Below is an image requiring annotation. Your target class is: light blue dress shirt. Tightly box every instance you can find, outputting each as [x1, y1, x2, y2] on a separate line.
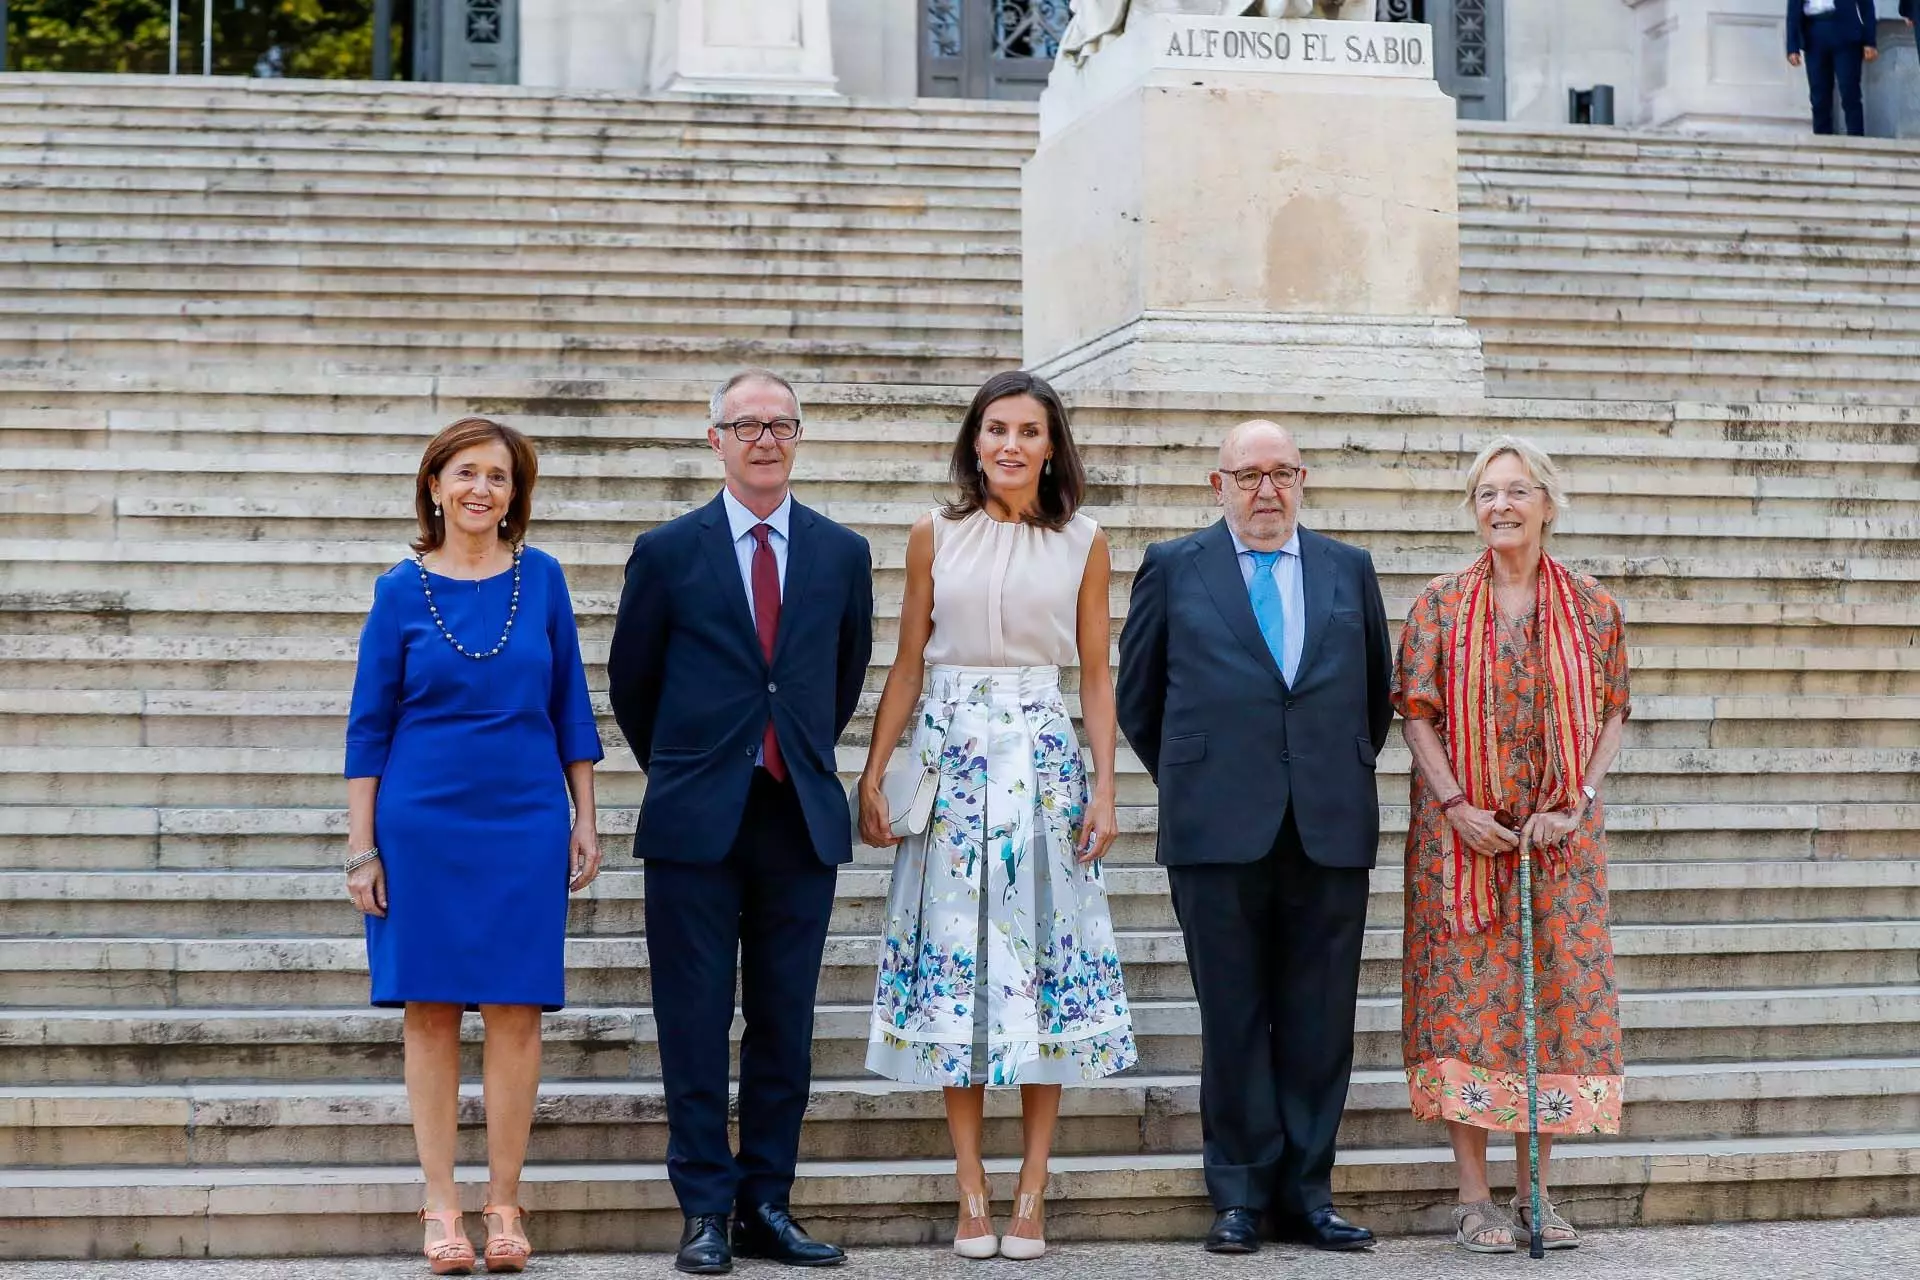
[721, 486, 791, 619]
[1231, 526, 1304, 684]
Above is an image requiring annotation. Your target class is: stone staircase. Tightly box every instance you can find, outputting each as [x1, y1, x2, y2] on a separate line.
[2, 75, 1919, 1257]
[8, 76, 1920, 401]
[3, 366, 1919, 1255]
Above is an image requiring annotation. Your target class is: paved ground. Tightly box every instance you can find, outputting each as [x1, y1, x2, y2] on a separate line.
[9, 1219, 1919, 1280]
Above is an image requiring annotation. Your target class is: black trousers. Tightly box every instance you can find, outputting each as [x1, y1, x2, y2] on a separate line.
[643, 770, 838, 1216]
[1805, 20, 1867, 137]
[1167, 807, 1370, 1216]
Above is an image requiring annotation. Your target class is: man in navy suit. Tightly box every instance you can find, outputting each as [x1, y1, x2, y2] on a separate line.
[609, 368, 873, 1274]
[1788, 0, 1879, 136]
[1118, 420, 1392, 1256]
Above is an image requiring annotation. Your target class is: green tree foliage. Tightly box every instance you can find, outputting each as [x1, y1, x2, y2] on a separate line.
[6, 0, 386, 78]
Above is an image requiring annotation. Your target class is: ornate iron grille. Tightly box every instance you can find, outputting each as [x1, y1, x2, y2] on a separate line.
[466, 0, 502, 45]
[927, 0, 963, 58]
[992, 0, 1071, 60]
[1377, 0, 1422, 19]
[1454, 0, 1487, 77]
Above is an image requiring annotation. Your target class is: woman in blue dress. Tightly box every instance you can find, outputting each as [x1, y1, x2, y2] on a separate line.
[345, 416, 603, 1275]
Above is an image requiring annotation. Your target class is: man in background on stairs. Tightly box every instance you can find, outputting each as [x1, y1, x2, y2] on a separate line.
[1117, 420, 1393, 1255]
[1787, 0, 1879, 137]
[609, 368, 875, 1275]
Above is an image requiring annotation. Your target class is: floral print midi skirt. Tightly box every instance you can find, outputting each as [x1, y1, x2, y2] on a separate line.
[866, 665, 1137, 1087]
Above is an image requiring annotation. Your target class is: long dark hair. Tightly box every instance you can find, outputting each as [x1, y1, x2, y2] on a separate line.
[941, 370, 1085, 532]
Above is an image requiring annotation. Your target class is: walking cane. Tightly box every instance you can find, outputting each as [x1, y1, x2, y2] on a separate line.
[1497, 809, 1547, 1260]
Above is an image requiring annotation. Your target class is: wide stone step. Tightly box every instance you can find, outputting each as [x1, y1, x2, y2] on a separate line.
[5, 1131, 1917, 1257]
[2, 860, 1914, 938]
[10, 368, 1919, 446]
[16, 443, 1920, 513]
[0, 986, 1912, 1082]
[9, 801, 1910, 871]
[6, 735, 1920, 804]
[4, 637, 1913, 703]
[4, 917, 1914, 1009]
[48, 495, 1920, 560]
[8, 686, 1914, 750]
[5, 1057, 1915, 1169]
[8, 536, 1919, 606]
[5, 579, 1912, 654]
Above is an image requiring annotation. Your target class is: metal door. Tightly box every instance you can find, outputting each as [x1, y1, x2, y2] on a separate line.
[920, 0, 1072, 100]
[414, 0, 518, 84]
[1379, 0, 1505, 120]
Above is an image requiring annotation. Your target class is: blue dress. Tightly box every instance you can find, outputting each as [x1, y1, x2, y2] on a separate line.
[345, 545, 603, 1010]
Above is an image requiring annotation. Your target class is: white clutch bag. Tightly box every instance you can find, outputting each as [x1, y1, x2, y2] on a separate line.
[853, 757, 939, 841]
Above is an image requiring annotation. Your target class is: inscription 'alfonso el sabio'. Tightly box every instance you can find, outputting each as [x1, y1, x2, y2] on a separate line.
[1166, 24, 1427, 69]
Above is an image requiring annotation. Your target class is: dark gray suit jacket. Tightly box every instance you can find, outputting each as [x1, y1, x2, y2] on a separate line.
[1117, 520, 1393, 869]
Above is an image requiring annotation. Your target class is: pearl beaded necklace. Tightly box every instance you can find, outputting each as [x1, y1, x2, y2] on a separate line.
[415, 546, 522, 660]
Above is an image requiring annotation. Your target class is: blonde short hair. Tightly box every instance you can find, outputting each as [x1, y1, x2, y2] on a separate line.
[1463, 435, 1567, 528]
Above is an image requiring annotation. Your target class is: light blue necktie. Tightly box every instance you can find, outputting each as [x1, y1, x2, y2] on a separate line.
[1247, 549, 1288, 678]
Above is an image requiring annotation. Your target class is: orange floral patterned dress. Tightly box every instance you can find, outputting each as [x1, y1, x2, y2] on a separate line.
[1393, 567, 1630, 1135]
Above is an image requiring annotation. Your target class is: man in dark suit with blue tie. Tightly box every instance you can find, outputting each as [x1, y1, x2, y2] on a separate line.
[1788, 0, 1879, 136]
[609, 368, 873, 1274]
[1118, 420, 1392, 1256]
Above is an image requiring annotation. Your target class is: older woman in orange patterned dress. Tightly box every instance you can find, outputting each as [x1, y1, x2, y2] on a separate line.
[1393, 436, 1630, 1255]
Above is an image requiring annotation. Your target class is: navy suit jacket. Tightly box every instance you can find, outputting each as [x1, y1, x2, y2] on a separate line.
[608, 492, 874, 866]
[1117, 520, 1393, 870]
[1789, 0, 1878, 54]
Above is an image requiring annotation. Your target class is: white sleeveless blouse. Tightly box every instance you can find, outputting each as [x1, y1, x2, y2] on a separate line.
[924, 508, 1098, 668]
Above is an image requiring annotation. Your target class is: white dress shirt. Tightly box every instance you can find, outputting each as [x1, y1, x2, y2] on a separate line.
[721, 486, 791, 624]
[1230, 525, 1304, 685]
[1804, 0, 1837, 15]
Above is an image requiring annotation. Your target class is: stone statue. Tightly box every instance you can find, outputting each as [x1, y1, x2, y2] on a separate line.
[1063, 0, 1376, 64]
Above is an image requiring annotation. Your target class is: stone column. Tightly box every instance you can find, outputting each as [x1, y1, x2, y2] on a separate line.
[652, 0, 840, 96]
[1024, 13, 1483, 397]
[1865, 17, 1920, 138]
[1624, 0, 1806, 133]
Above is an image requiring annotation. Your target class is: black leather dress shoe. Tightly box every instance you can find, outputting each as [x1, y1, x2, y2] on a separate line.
[675, 1214, 733, 1274]
[731, 1203, 846, 1267]
[1273, 1205, 1375, 1251]
[1205, 1207, 1262, 1254]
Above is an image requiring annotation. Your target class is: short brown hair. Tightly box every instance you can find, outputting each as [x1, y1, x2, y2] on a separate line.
[942, 370, 1085, 532]
[412, 417, 539, 554]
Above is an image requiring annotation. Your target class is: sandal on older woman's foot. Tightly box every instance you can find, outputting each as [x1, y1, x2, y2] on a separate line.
[1512, 1195, 1579, 1250]
[481, 1204, 533, 1273]
[998, 1190, 1047, 1261]
[420, 1208, 477, 1276]
[1452, 1200, 1517, 1254]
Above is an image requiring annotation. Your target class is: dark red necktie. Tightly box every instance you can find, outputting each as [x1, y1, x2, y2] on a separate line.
[750, 523, 786, 781]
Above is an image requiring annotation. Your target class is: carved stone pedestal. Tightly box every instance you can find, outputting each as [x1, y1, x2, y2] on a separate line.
[652, 0, 839, 96]
[1024, 13, 1484, 397]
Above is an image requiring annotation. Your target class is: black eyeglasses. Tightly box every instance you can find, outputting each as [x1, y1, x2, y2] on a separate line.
[1225, 465, 1304, 491]
[720, 417, 801, 442]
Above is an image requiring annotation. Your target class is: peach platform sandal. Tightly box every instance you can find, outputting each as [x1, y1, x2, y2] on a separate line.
[419, 1207, 477, 1276]
[481, 1204, 533, 1273]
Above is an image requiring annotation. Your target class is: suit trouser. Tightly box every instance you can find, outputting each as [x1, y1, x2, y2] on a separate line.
[1167, 807, 1371, 1216]
[643, 769, 838, 1215]
[1805, 21, 1867, 136]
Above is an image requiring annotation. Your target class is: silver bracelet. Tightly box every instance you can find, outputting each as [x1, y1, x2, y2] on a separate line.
[344, 847, 381, 873]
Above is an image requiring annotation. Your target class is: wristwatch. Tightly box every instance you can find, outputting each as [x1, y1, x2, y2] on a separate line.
[1576, 784, 1597, 818]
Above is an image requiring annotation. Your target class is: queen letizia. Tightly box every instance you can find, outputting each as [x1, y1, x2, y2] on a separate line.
[857, 370, 1136, 1262]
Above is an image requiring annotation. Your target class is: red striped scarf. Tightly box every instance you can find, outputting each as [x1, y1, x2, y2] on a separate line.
[1441, 551, 1602, 936]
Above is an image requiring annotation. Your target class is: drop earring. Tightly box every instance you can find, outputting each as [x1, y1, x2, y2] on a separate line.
[1044, 458, 1053, 476]
[977, 457, 985, 472]
[433, 503, 442, 518]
